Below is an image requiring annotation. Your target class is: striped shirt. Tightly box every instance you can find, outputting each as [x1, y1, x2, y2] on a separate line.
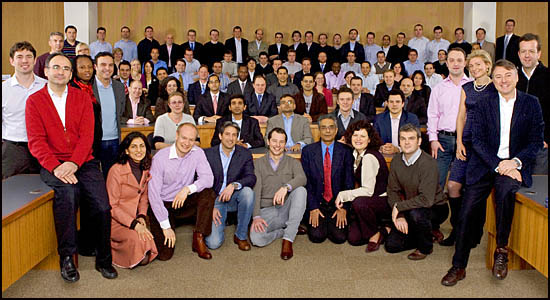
[62, 39, 80, 60]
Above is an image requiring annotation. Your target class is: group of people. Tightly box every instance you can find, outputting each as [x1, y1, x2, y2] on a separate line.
[2, 18, 547, 288]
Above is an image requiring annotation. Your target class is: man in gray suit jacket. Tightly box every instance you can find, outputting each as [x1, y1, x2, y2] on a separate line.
[476, 28, 496, 63]
[248, 29, 269, 63]
[265, 94, 313, 151]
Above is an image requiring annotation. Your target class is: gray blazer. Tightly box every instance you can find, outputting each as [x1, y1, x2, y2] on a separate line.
[248, 40, 269, 63]
[265, 113, 313, 146]
[481, 41, 496, 64]
[92, 79, 126, 140]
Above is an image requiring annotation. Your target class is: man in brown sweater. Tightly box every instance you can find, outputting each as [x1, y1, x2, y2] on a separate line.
[249, 128, 307, 260]
[385, 123, 449, 260]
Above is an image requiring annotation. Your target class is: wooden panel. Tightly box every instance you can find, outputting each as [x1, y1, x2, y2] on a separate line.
[496, 2, 548, 65]
[1, 2, 64, 75]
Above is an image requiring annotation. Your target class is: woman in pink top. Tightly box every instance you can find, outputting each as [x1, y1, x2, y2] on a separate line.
[314, 71, 334, 110]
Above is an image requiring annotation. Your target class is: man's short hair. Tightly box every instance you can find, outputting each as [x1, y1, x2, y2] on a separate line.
[383, 69, 396, 76]
[210, 29, 219, 35]
[302, 74, 315, 81]
[144, 26, 153, 32]
[387, 89, 405, 103]
[376, 51, 385, 57]
[337, 86, 353, 97]
[493, 59, 518, 73]
[119, 60, 131, 69]
[9, 41, 36, 59]
[304, 31, 313, 37]
[188, 29, 197, 35]
[438, 49, 448, 55]
[45, 52, 69, 68]
[408, 49, 418, 55]
[287, 49, 297, 55]
[50, 31, 64, 39]
[367, 32, 375, 38]
[398, 123, 421, 140]
[254, 28, 263, 34]
[233, 25, 242, 32]
[505, 19, 516, 26]
[267, 127, 287, 142]
[212, 61, 222, 67]
[414, 23, 423, 29]
[280, 94, 295, 103]
[433, 25, 443, 32]
[397, 32, 406, 38]
[344, 71, 356, 78]
[157, 67, 168, 74]
[455, 27, 465, 35]
[476, 27, 486, 35]
[448, 47, 466, 59]
[224, 49, 233, 56]
[292, 30, 301, 37]
[97, 27, 106, 33]
[220, 121, 241, 135]
[120, 26, 130, 32]
[424, 62, 434, 68]
[350, 76, 363, 84]
[301, 57, 311, 64]
[361, 61, 372, 67]
[176, 58, 186, 65]
[275, 32, 283, 38]
[208, 73, 220, 82]
[382, 34, 391, 40]
[519, 33, 542, 51]
[349, 28, 358, 35]
[229, 94, 245, 103]
[253, 74, 266, 84]
[259, 51, 268, 58]
[65, 25, 77, 33]
[176, 122, 198, 138]
[94, 52, 114, 62]
[277, 66, 288, 74]
[318, 114, 338, 125]
[318, 33, 328, 39]
[150, 47, 159, 53]
[246, 57, 256, 64]
[334, 33, 341, 38]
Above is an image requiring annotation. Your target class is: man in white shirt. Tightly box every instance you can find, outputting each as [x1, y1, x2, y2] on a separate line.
[114, 26, 138, 62]
[381, 35, 391, 57]
[364, 32, 382, 67]
[358, 61, 379, 96]
[426, 26, 451, 64]
[89, 27, 113, 59]
[183, 48, 201, 81]
[408, 24, 430, 63]
[341, 51, 361, 75]
[2, 41, 47, 178]
[282, 49, 302, 78]
[424, 62, 443, 89]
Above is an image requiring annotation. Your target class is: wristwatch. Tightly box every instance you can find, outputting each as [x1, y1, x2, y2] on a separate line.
[231, 182, 239, 189]
[512, 157, 522, 169]
[284, 184, 291, 192]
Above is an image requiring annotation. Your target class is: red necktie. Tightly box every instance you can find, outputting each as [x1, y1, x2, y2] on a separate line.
[323, 150, 332, 202]
[124, 81, 128, 95]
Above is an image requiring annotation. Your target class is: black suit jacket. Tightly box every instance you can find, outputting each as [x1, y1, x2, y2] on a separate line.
[300, 42, 321, 64]
[318, 45, 337, 66]
[374, 82, 400, 107]
[187, 80, 209, 105]
[256, 64, 274, 76]
[193, 92, 230, 122]
[292, 70, 312, 89]
[339, 42, 365, 63]
[204, 145, 256, 196]
[495, 34, 521, 67]
[159, 43, 181, 73]
[468, 90, 544, 187]
[405, 93, 427, 125]
[268, 43, 289, 61]
[210, 114, 265, 148]
[311, 62, 331, 74]
[374, 110, 420, 144]
[244, 91, 278, 117]
[224, 37, 249, 64]
[227, 79, 253, 96]
[301, 141, 355, 210]
[181, 41, 203, 63]
[120, 95, 154, 124]
[358, 93, 376, 123]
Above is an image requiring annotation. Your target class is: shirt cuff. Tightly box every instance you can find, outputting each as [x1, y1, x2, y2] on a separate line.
[298, 142, 306, 150]
[285, 184, 293, 192]
[127, 119, 135, 124]
[144, 118, 150, 125]
[233, 182, 242, 190]
[245, 143, 251, 148]
[198, 116, 205, 125]
[160, 219, 171, 230]
[187, 184, 198, 194]
[513, 157, 522, 170]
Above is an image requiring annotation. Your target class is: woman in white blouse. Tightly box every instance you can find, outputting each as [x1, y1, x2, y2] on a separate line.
[152, 92, 195, 150]
[335, 120, 391, 252]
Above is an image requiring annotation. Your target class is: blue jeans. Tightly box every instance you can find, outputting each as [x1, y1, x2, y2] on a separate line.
[205, 187, 254, 249]
[99, 139, 119, 179]
[435, 134, 457, 188]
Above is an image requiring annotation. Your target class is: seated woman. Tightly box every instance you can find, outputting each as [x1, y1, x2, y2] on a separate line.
[340, 70, 356, 89]
[314, 71, 334, 110]
[121, 80, 154, 125]
[392, 62, 407, 84]
[411, 70, 432, 106]
[112, 47, 124, 79]
[153, 91, 196, 150]
[75, 42, 90, 56]
[141, 60, 159, 104]
[106, 132, 158, 268]
[154, 76, 191, 119]
[335, 120, 390, 252]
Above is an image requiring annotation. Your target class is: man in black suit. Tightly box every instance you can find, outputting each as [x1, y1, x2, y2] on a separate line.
[301, 114, 355, 244]
[181, 29, 203, 64]
[386, 32, 411, 66]
[268, 32, 289, 62]
[293, 57, 313, 89]
[159, 33, 180, 74]
[137, 26, 161, 65]
[204, 121, 256, 251]
[400, 78, 427, 124]
[211, 94, 264, 149]
[227, 65, 254, 96]
[244, 75, 278, 124]
[374, 69, 400, 107]
[339, 29, 365, 64]
[330, 87, 368, 141]
[349, 76, 376, 123]
[311, 51, 331, 74]
[202, 29, 226, 71]
[224, 25, 248, 65]
[441, 59, 544, 286]
[187, 64, 210, 105]
[495, 19, 521, 67]
[301, 31, 321, 65]
[193, 74, 230, 124]
[318, 33, 336, 67]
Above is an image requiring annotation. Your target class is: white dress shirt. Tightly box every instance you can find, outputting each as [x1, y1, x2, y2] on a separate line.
[426, 38, 451, 63]
[47, 85, 69, 129]
[497, 91, 516, 159]
[235, 38, 243, 63]
[408, 36, 430, 63]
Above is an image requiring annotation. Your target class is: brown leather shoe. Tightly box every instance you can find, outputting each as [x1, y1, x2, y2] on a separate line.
[492, 247, 509, 280]
[297, 225, 307, 235]
[233, 235, 251, 251]
[280, 239, 293, 260]
[192, 231, 212, 260]
[407, 248, 433, 260]
[441, 266, 466, 286]
[366, 231, 385, 253]
[432, 229, 444, 243]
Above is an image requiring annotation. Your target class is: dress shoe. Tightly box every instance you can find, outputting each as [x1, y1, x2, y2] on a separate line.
[441, 266, 466, 286]
[95, 264, 118, 279]
[492, 247, 509, 280]
[439, 231, 455, 246]
[366, 231, 385, 253]
[297, 225, 307, 235]
[280, 239, 293, 260]
[192, 231, 212, 259]
[431, 229, 444, 243]
[233, 235, 251, 251]
[60, 256, 80, 283]
[407, 248, 433, 260]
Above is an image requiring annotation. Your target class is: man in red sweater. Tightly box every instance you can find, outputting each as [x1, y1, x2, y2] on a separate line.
[25, 53, 117, 283]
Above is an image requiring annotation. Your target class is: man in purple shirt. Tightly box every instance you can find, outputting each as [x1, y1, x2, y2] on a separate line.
[148, 122, 216, 260]
[325, 61, 346, 92]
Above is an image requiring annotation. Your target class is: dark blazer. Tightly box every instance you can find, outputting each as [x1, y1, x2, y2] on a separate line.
[318, 45, 337, 66]
[311, 61, 331, 74]
[256, 64, 274, 76]
[192, 92, 230, 122]
[495, 34, 521, 67]
[339, 41, 365, 64]
[374, 110, 420, 144]
[300, 42, 321, 64]
[357, 93, 377, 123]
[159, 43, 181, 73]
[405, 93, 427, 125]
[187, 80, 209, 105]
[330, 108, 367, 140]
[181, 41, 203, 63]
[227, 79, 253, 96]
[210, 114, 265, 148]
[268, 43, 289, 62]
[374, 82, 400, 107]
[224, 37, 249, 64]
[292, 70, 312, 89]
[204, 145, 256, 196]
[120, 95, 154, 124]
[92, 79, 126, 139]
[244, 91, 278, 117]
[301, 141, 355, 211]
[294, 90, 328, 122]
[467, 90, 544, 187]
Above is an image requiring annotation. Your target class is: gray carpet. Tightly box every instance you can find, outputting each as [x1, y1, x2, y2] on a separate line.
[2, 221, 548, 298]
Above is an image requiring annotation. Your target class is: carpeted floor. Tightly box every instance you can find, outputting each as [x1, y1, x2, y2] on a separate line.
[2, 220, 548, 298]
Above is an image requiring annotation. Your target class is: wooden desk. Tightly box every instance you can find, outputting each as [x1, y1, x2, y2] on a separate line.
[121, 124, 154, 140]
[485, 175, 548, 278]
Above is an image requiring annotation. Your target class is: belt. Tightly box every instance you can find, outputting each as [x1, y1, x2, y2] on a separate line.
[2, 139, 28, 146]
[438, 130, 457, 137]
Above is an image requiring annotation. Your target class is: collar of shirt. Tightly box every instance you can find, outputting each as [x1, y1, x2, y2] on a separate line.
[255, 92, 263, 99]
[442, 74, 470, 85]
[95, 75, 112, 88]
[498, 90, 517, 107]
[390, 112, 402, 120]
[321, 141, 335, 160]
[47, 84, 68, 99]
[522, 63, 539, 79]
[402, 148, 422, 166]
[219, 143, 235, 161]
[129, 95, 140, 104]
[169, 144, 197, 160]
[238, 79, 247, 85]
[282, 113, 294, 121]
[9, 74, 45, 88]
[338, 109, 355, 119]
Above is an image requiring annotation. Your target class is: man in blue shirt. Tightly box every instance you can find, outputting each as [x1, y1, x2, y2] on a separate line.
[89, 27, 113, 59]
[169, 58, 194, 92]
[114, 26, 138, 62]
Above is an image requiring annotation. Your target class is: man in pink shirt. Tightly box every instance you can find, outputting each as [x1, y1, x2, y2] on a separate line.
[325, 61, 345, 92]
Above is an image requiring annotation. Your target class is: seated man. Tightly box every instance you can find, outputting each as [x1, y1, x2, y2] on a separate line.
[340, 51, 362, 76]
[265, 94, 313, 151]
[169, 58, 194, 92]
[294, 74, 328, 122]
[117, 61, 132, 95]
[211, 94, 265, 149]
[204, 121, 256, 251]
[26, 53, 117, 282]
[325, 61, 346, 92]
[349, 76, 376, 123]
[330, 87, 367, 141]
[221, 50, 238, 80]
[403, 49, 424, 76]
[156, 67, 169, 82]
[374, 89, 420, 155]
[266, 58, 282, 87]
[385, 123, 449, 260]
[193, 74, 230, 125]
[301, 114, 355, 244]
[358, 61, 379, 96]
[267, 66, 299, 105]
[400, 77, 427, 124]
[250, 128, 307, 260]
[244, 75, 278, 124]
[424, 62, 443, 90]
[292, 57, 313, 89]
[121, 80, 154, 125]
[255, 51, 273, 76]
[187, 64, 210, 105]
[374, 69, 400, 107]
[148, 123, 216, 260]
[227, 64, 253, 96]
[211, 61, 231, 93]
[282, 49, 302, 79]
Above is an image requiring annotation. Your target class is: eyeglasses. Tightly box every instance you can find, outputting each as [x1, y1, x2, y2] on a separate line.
[281, 100, 294, 105]
[47, 65, 71, 72]
[320, 125, 336, 131]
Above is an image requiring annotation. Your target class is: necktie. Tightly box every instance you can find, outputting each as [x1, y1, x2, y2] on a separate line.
[257, 94, 263, 106]
[212, 94, 218, 114]
[323, 150, 333, 202]
[191, 42, 194, 51]
[201, 84, 205, 94]
[321, 64, 325, 72]
[124, 81, 128, 95]
[503, 35, 510, 59]
[241, 82, 245, 93]
[179, 74, 184, 87]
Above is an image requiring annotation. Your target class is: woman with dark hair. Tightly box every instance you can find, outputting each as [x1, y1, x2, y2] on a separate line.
[314, 71, 334, 110]
[340, 70, 356, 89]
[335, 120, 391, 252]
[411, 70, 432, 105]
[106, 131, 158, 268]
[392, 62, 407, 83]
[154, 76, 191, 118]
[141, 60, 159, 104]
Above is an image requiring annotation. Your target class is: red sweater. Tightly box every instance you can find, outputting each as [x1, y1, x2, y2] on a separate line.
[26, 85, 95, 173]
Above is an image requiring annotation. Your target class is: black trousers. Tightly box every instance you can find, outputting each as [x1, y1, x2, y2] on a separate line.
[385, 203, 449, 255]
[452, 172, 520, 268]
[40, 159, 113, 267]
[307, 202, 348, 244]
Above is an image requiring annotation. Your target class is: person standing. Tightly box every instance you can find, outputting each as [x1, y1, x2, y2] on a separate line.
[137, 26, 161, 66]
[495, 19, 521, 67]
[114, 26, 138, 62]
[62, 25, 80, 60]
[34, 32, 64, 79]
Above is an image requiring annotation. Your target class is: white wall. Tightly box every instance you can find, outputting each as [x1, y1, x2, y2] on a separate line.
[464, 2, 497, 43]
[64, 2, 98, 44]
